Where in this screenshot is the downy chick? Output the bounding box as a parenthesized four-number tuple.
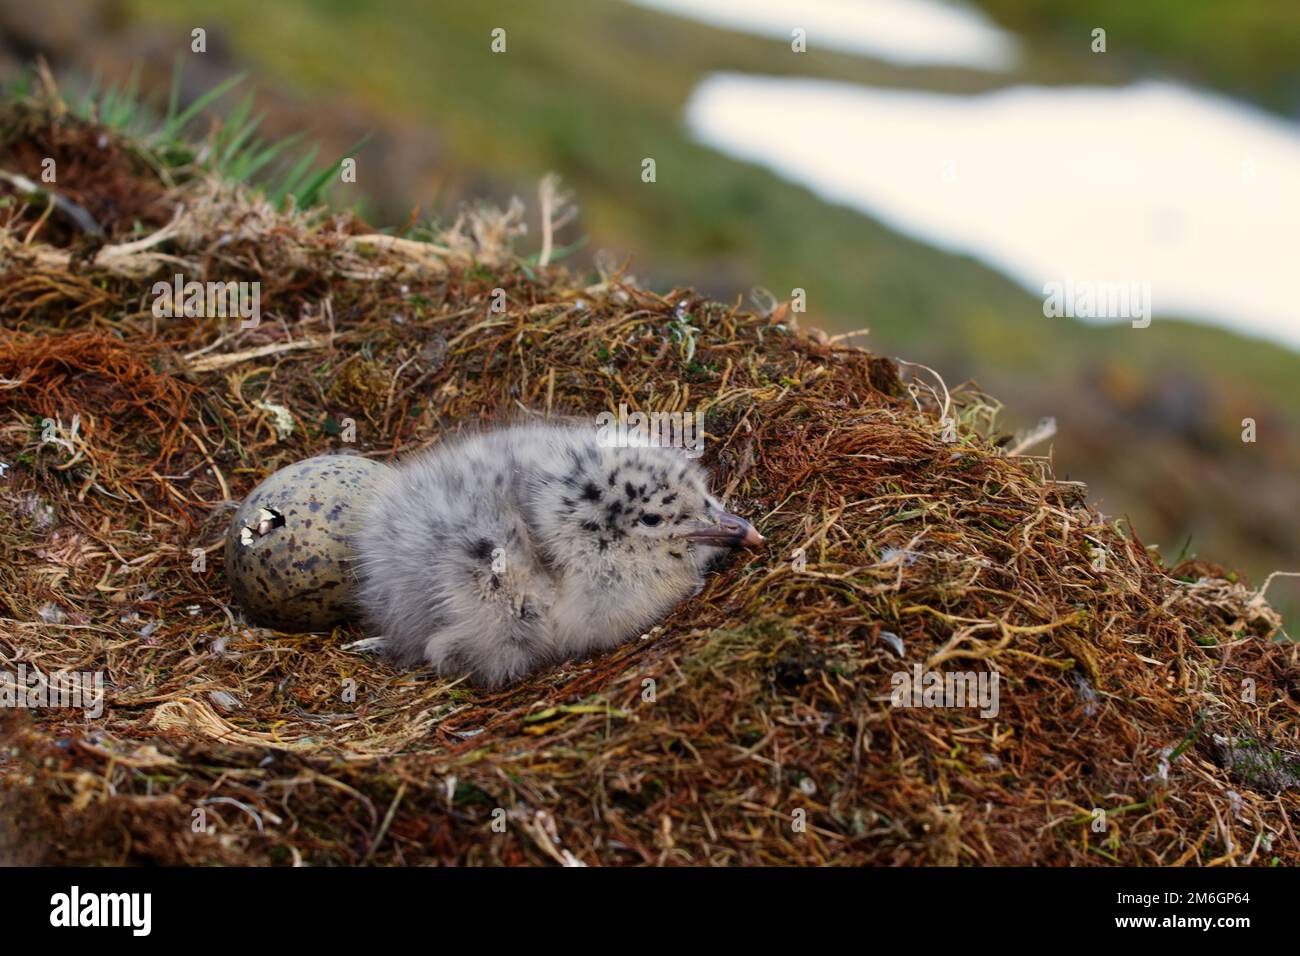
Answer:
(352, 423, 763, 685)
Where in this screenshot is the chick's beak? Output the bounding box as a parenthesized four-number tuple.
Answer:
(686, 510, 765, 549)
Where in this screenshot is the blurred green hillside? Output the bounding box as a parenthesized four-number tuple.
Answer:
(4, 0, 1297, 619)
(980, 0, 1300, 114)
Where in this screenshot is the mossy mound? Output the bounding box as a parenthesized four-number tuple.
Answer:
(1, 92, 1297, 866)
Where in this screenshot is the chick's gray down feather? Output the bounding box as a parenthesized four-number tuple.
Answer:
(351, 423, 760, 686)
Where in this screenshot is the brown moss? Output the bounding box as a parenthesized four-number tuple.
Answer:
(0, 103, 173, 245)
(1, 91, 1297, 867)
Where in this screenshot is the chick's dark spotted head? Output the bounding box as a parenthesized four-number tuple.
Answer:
(537, 439, 763, 564)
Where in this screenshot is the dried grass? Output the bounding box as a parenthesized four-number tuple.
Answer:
(1, 102, 1297, 867)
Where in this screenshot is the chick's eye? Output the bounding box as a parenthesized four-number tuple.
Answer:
(640, 513, 661, 526)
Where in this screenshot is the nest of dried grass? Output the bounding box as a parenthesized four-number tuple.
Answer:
(1, 98, 1297, 867)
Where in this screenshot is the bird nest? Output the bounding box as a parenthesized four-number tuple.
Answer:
(2, 99, 1298, 867)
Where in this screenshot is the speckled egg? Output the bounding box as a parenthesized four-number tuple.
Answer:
(224, 453, 392, 632)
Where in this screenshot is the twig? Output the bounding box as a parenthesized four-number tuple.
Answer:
(0, 168, 104, 237)
(185, 332, 348, 373)
(362, 781, 407, 863)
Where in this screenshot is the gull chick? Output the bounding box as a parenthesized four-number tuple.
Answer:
(352, 423, 763, 686)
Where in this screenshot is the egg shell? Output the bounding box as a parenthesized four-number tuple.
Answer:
(224, 453, 392, 632)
